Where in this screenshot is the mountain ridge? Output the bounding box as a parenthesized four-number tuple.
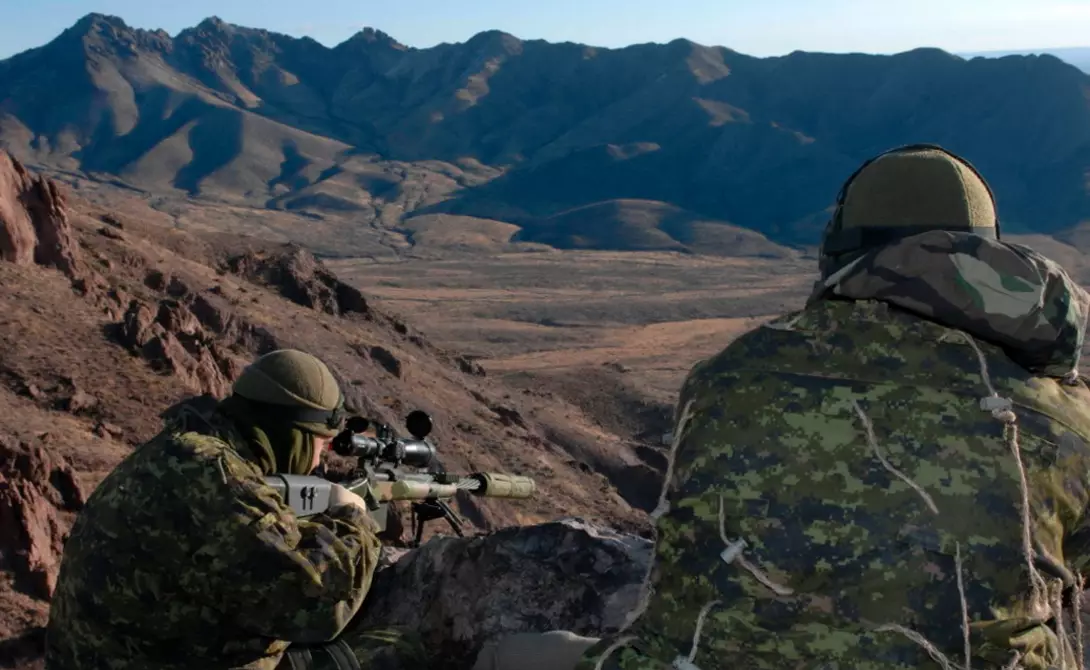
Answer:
(961, 46, 1090, 73)
(2, 13, 1089, 254)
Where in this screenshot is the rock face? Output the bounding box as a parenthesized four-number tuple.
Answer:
(111, 288, 277, 397)
(358, 518, 652, 670)
(0, 153, 78, 276)
(0, 437, 86, 601)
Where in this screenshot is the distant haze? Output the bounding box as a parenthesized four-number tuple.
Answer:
(2, 0, 1090, 60)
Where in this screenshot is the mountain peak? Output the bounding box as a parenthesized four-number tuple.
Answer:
(72, 13, 130, 31)
(63, 12, 133, 41)
(467, 29, 520, 44)
(357, 27, 392, 42)
(894, 46, 961, 61)
(463, 29, 523, 55)
(195, 16, 236, 34)
(337, 26, 408, 53)
(344, 27, 404, 47)
(54, 12, 170, 57)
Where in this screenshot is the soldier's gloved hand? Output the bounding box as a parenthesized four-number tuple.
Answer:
(328, 483, 368, 513)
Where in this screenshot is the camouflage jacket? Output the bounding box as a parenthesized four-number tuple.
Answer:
(44, 402, 382, 670)
(578, 231, 1090, 670)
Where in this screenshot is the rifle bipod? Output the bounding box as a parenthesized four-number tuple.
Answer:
(409, 499, 465, 547)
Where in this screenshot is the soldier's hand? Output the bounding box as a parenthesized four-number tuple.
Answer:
(328, 483, 368, 513)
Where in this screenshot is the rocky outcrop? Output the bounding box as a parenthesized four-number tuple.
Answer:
(358, 518, 652, 670)
(111, 284, 280, 397)
(0, 437, 86, 601)
(0, 152, 78, 277)
(224, 245, 371, 317)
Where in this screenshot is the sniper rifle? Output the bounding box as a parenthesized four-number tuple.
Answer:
(265, 410, 536, 547)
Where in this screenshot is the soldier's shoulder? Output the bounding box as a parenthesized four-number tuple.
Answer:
(682, 305, 815, 380)
(679, 300, 919, 408)
(144, 427, 227, 466)
(165, 428, 233, 456)
(138, 426, 259, 482)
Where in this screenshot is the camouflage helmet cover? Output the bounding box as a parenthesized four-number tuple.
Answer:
(819, 143, 999, 276)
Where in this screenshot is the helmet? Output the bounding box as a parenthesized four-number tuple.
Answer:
(231, 349, 345, 437)
(818, 143, 999, 277)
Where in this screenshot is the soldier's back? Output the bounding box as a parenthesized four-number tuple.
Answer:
(604, 297, 1090, 669)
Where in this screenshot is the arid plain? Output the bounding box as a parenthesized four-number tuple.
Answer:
(330, 251, 813, 410)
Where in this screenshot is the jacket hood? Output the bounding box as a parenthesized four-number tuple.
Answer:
(808, 230, 1090, 379)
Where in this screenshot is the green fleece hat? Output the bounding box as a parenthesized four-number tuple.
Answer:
(232, 349, 345, 436)
(819, 144, 999, 278)
(226, 349, 345, 475)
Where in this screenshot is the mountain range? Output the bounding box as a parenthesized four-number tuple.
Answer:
(2, 13, 1090, 254)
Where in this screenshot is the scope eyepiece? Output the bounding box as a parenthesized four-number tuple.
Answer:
(331, 434, 380, 458)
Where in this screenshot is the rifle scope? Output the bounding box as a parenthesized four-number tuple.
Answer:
(333, 435, 436, 469)
(330, 410, 437, 468)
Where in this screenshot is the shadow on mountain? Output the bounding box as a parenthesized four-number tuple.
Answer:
(173, 107, 245, 195)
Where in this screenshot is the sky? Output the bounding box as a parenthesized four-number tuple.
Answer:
(0, 0, 1087, 61)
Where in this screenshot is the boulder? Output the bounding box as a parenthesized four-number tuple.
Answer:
(358, 518, 652, 670)
(0, 436, 86, 601)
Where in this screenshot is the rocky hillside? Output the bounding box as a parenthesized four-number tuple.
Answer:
(2, 14, 1089, 254)
(0, 153, 661, 668)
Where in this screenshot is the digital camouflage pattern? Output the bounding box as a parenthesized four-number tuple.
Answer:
(577, 231, 1090, 670)
(44, 400, 401, 670)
